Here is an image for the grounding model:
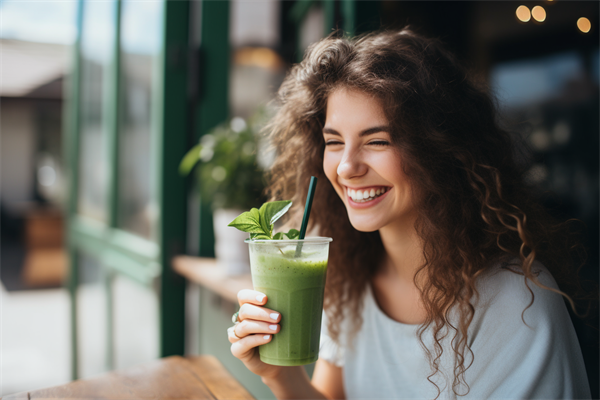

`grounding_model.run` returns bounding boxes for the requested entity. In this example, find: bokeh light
[516,6,531,23]
[38,166,56,187]
[577,17,591,33]
[532,6,546,22]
